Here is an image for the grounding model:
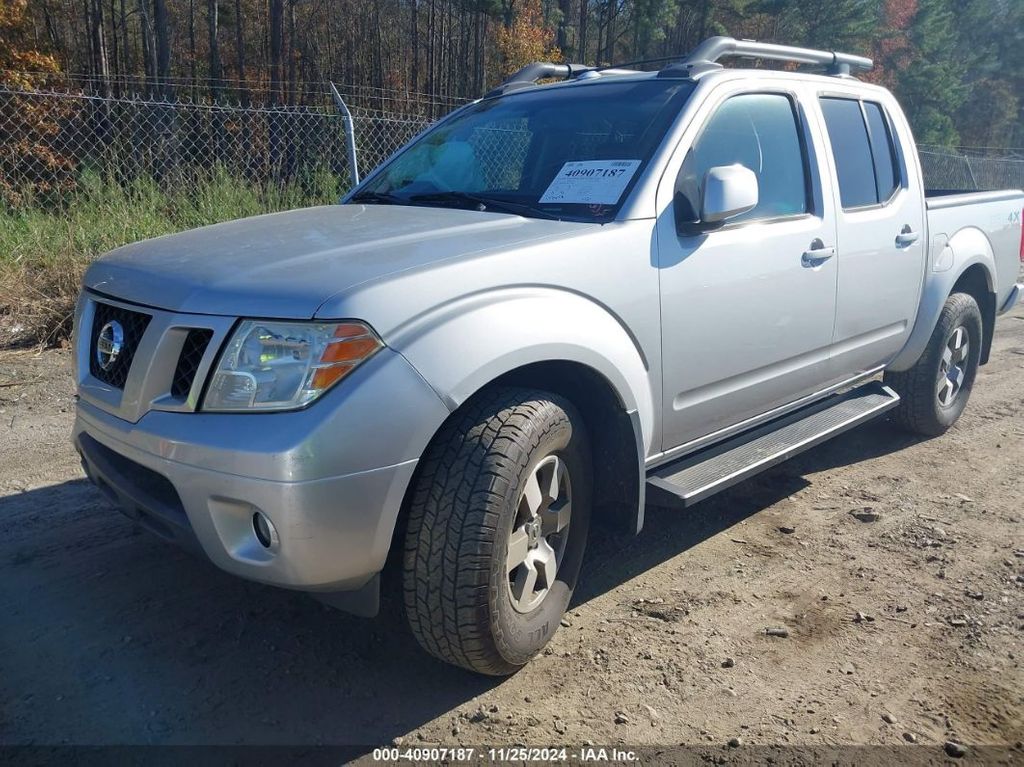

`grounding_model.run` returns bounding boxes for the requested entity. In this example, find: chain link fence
[2,78,1023,209]
[918,145,1024,193]
[0,81,443,206]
